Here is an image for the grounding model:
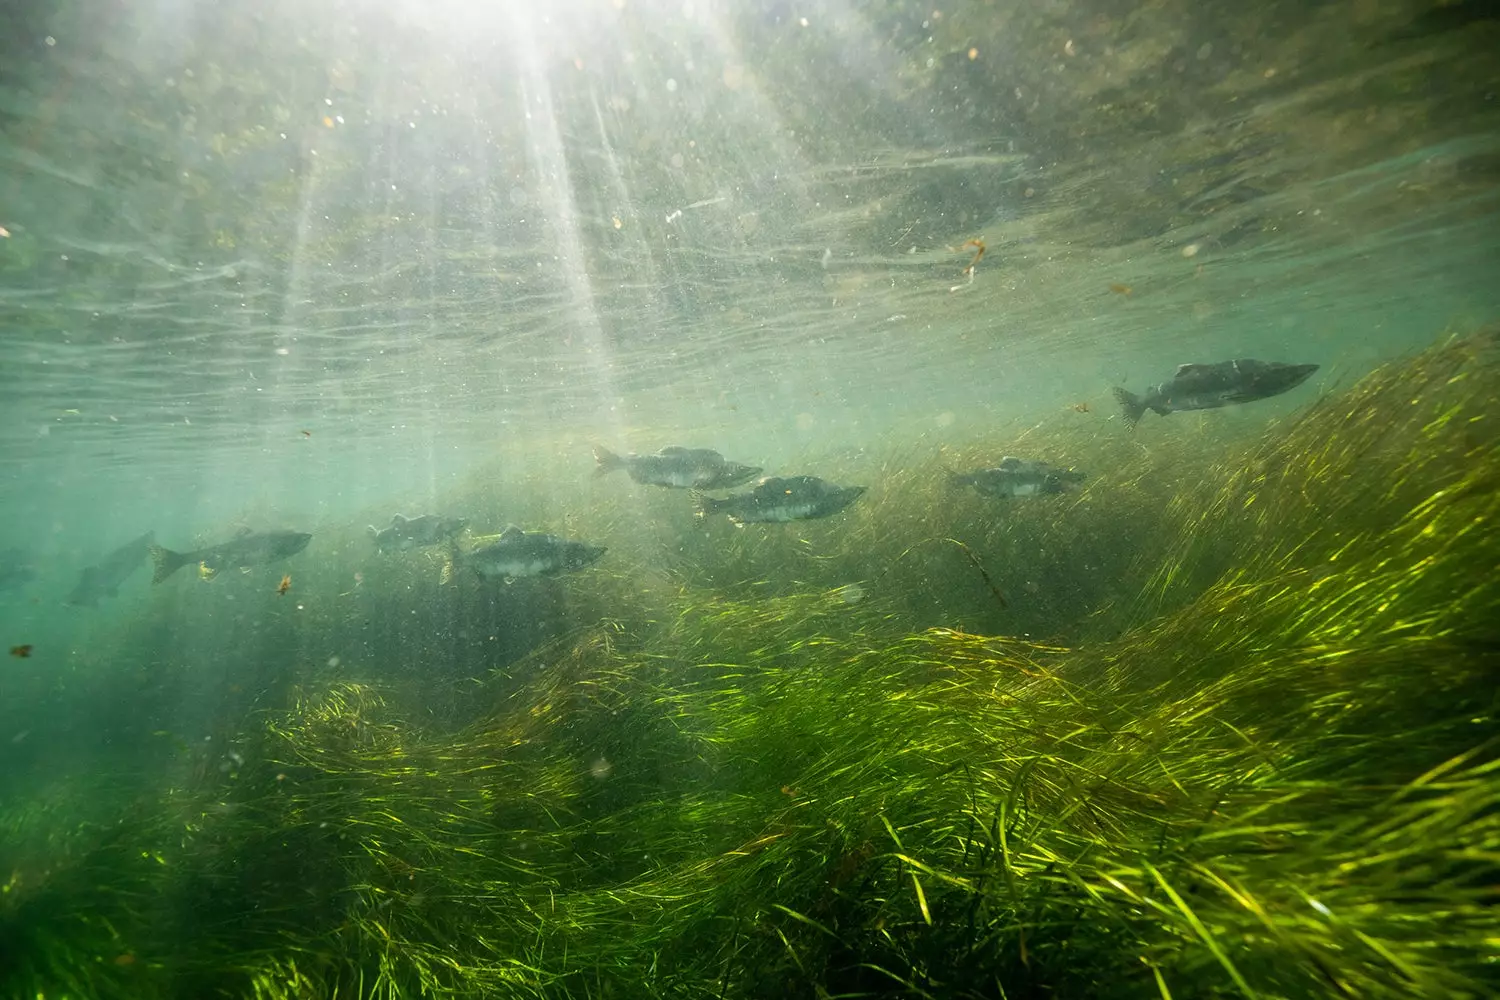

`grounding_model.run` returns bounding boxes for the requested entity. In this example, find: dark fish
[67,530,155,607]
[369,513,468,553]
[456,525,606,582]
[950,457,1085,498]
[1112,359,1319,426]
[150,529,312,584]
[0,548,36,594]
[593,445,761,490]
[693,475,867,524]
[10,644,32,658]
